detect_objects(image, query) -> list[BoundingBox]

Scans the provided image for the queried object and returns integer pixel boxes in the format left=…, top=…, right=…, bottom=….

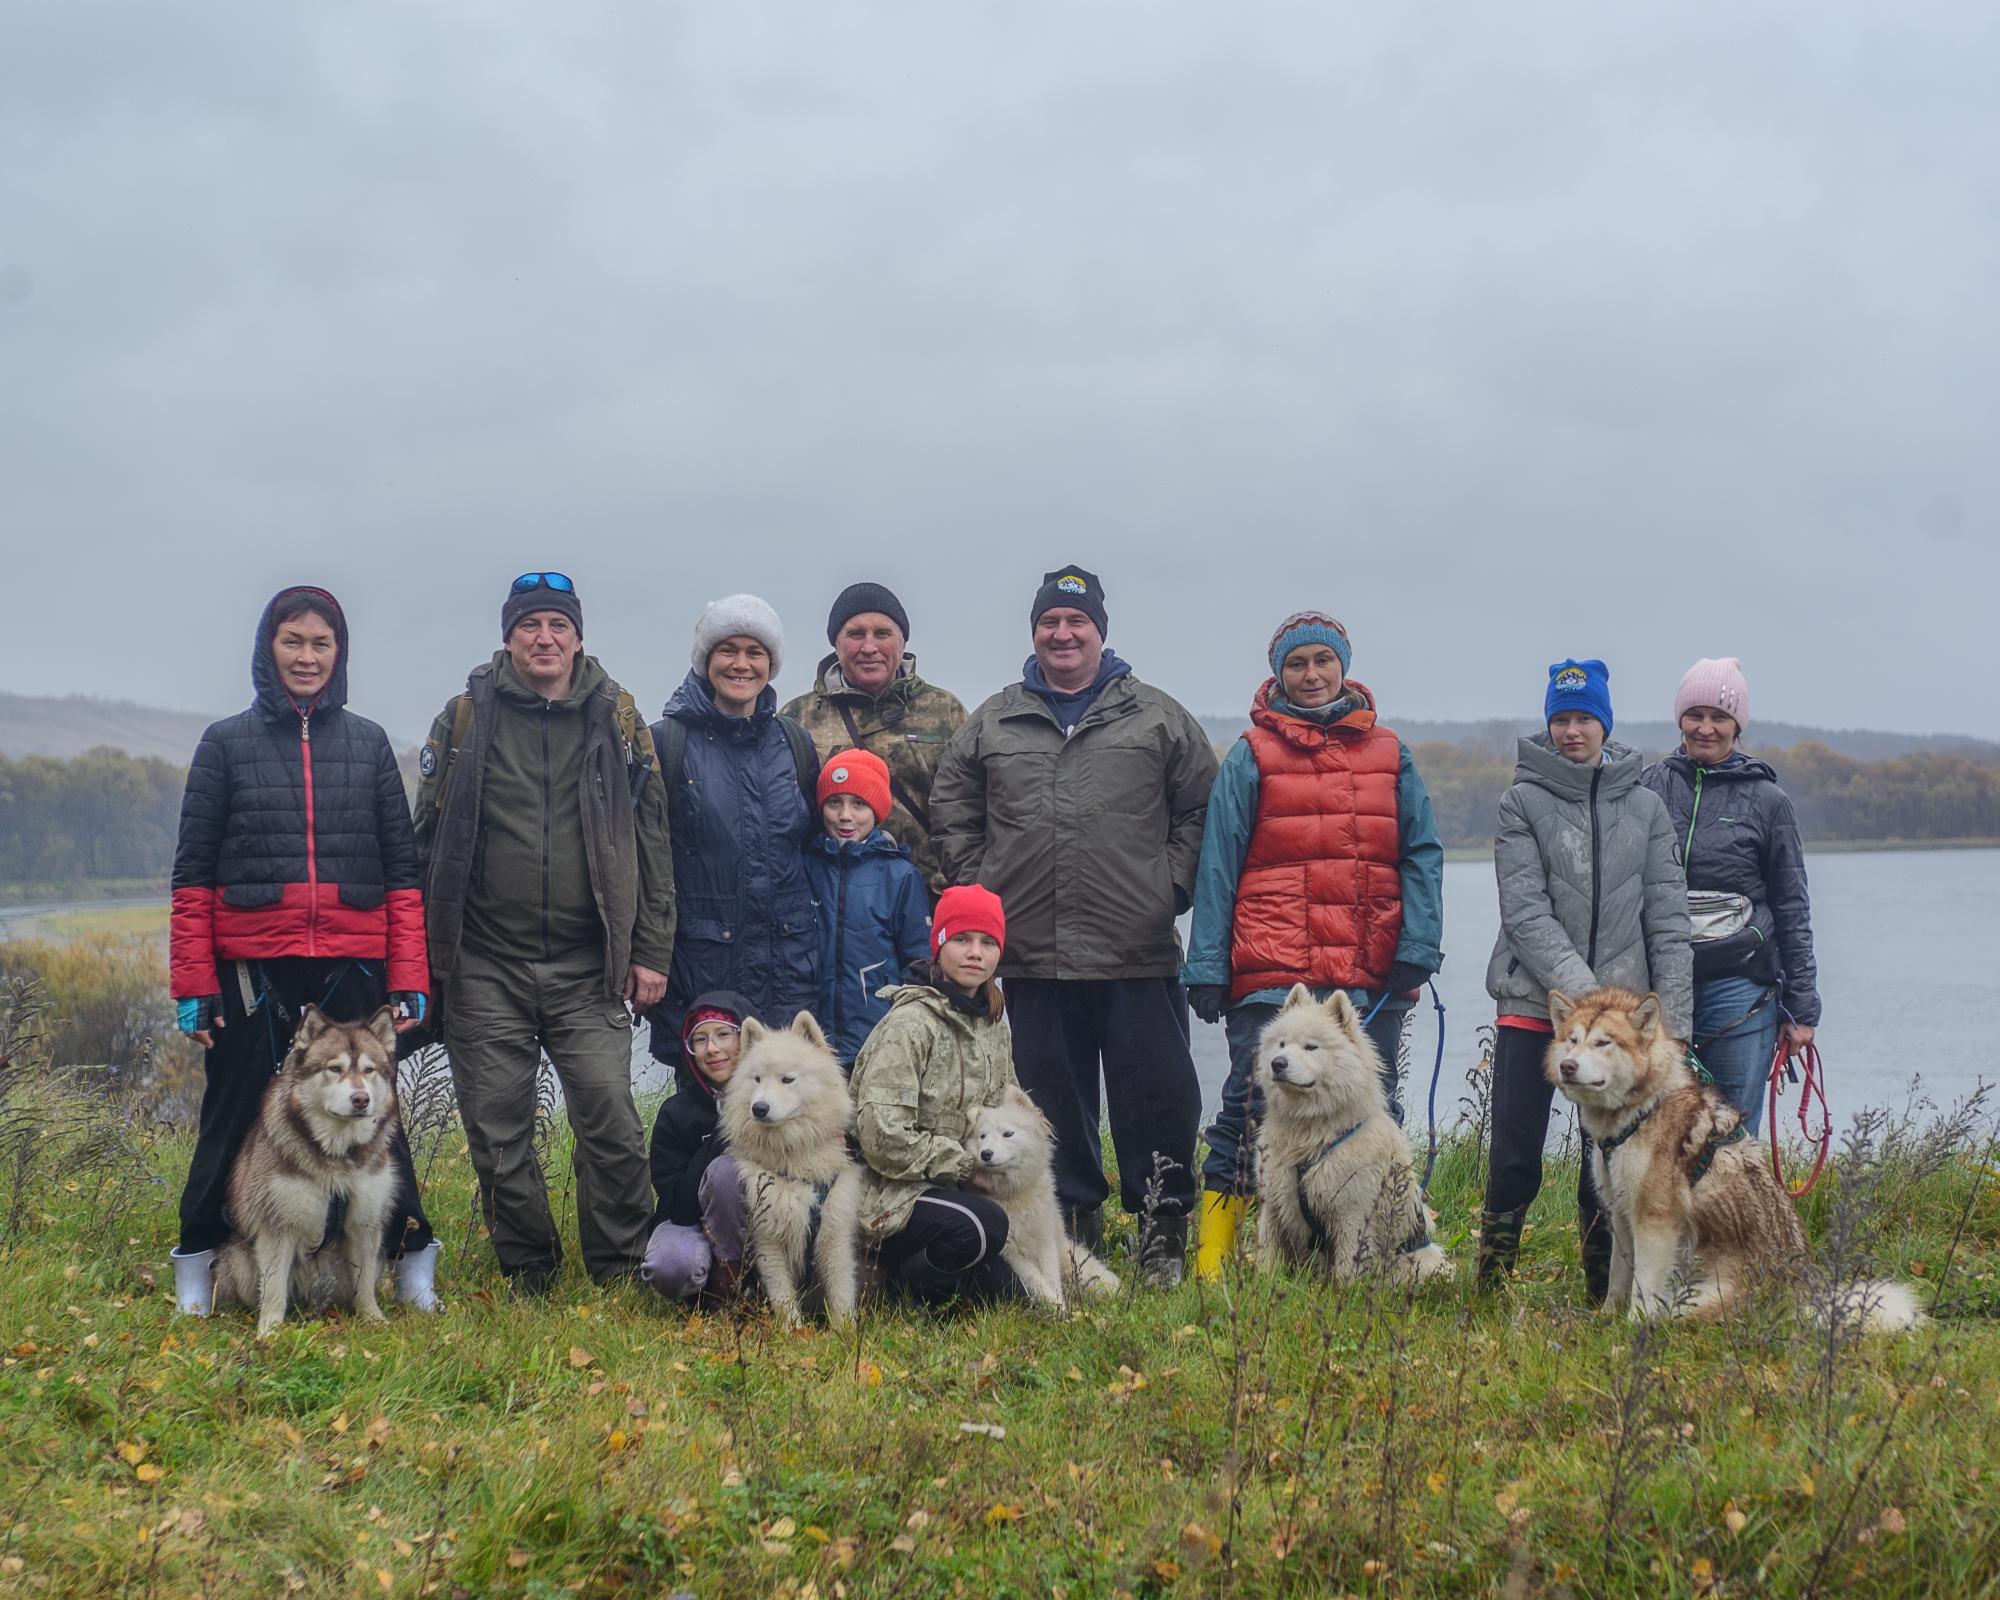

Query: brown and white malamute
left=1254, top=986, right=1453, bottom=1284
left=213, top=1006, right=403, bottom=1338
left=1548, top=987, right=1920, bottom=1330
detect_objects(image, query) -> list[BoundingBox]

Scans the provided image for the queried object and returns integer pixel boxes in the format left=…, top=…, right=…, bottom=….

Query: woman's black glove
left=1186, top=985, right=1227, bottom=1025
left=1385, top=961, right=1434, bottom=997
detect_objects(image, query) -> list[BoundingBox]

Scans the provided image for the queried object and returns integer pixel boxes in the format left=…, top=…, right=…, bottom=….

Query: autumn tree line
left=4, top=740, right=2000, bottom=892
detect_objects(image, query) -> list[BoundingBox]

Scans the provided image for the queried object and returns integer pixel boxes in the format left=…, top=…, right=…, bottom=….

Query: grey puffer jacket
left=1640, top=750, right=1820, bottom=1025
left=1484, top=738, right=1693, bottom=1036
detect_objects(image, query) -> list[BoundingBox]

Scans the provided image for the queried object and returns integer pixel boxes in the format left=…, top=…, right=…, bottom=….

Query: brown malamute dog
left=962, top=1087, right=1120, bottom=1306
left=1548, top=987, right=1920, bottom=1330
left=1254, top=985, right=1453, bottom=1284
left=213, top=1005, right=402, bottom=1338
left=720, top=1012, right=864, bottom=1329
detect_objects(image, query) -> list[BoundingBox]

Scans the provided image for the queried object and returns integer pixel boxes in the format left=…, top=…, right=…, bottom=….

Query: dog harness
left=1594, top=1105, right=1748, bottom=1186
left=1291, top=1121, right=1433, bottom=1260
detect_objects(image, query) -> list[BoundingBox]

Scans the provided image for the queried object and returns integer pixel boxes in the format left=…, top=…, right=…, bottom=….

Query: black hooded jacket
left=646, top=989, right=761, bottom=1230
left=169, top=587, right=426, bottom=1000
left=1641, top=749, right=1821, bottom=1024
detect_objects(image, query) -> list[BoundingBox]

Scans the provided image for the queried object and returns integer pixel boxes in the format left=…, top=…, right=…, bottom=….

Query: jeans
left=1693, top=975, right=1780, bottom=1136
left=1200, top=995, right=1410, bottom=1196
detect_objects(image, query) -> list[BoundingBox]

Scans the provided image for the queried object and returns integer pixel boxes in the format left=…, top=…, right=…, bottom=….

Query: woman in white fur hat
left=644, top=595, right=826, bottom=1069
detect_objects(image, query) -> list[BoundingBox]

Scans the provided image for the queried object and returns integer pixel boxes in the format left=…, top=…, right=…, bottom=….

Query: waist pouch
left=1687, top=889, right=1753, bottom=944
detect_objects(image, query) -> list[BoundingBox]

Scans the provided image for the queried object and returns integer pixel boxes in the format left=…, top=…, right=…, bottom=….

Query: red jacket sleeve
left=169, top=886, right=220, bottom=1000
left=169, top=730, right=230, bottom=1000
left=385, top=887, right=430, bottom=996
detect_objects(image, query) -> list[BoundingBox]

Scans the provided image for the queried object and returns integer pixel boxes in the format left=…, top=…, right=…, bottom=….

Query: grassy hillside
left=2, top=1030, right=1995, bottom=1598
left=0, top=694, right=219, bottom=764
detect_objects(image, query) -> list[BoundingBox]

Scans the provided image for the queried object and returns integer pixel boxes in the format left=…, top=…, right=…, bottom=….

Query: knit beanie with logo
left=1544, top=658, right=1614, bottom=736
left=691, top=594, right=785, bottom=676
left=932, top=884, right=1006, bottom=959
left=816, top=747, right=893, bottom=825
left=1673, top=657, right=1750, bottom=734
left=1268, top=610, right=1352, bottom=678
left=1029, top=566, right=1108, bottom=639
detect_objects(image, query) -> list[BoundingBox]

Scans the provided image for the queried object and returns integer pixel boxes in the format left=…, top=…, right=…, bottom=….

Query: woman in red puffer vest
left=1181, top=611, right=1446, bottom=1278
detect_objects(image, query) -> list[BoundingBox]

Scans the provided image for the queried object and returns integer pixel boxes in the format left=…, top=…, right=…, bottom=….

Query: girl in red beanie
left=847, top=884, right=1023, bottom=1305
left=802, top=748, right=933, bottom=1064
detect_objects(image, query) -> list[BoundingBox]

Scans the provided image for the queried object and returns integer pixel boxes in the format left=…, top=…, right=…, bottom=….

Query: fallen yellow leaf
left=607, top=1431, right=628, bottom=1453
left=984, top=1503, right=1023, bottom=1527
left=569, top=1347, right=595, bottom=1369
left=766, top=1516, right=796, bottom=1540
left=133, top=1464, right=163, bottom=1484
left=116, top=1442, right=146, bottom=1467
left=1723, top=1502, right=1748, bottom=1536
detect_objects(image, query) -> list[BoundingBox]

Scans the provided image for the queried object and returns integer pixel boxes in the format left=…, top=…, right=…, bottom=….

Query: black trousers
left=1482, top=1024, right=1603, bottom=1239
left=177, top=957, right=432, bottom=1257
left=1005, top=976, right=1202, bottom=1220
left=876, top=1189, right=1019, bottom=1304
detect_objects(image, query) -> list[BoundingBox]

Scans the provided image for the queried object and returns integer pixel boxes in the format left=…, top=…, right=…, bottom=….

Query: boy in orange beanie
left=803, top=748, right=932, bottom=1064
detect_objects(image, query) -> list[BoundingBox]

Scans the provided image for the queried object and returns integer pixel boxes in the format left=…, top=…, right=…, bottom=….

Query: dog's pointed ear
left=364, top=1005, right=398, bottom=1058
left=1631, top=993, right=1664, bottom=1037
left=739, top=1017, right=768, bottom=1052
left=1323, top=989, right=1361, bottom=1034
left=789, top=1011, right=829, bottom=1050
left=1004, top=1085, right=1037, bottom=1113
left=1280, top=983, right=1314, bottom=1014
left=294, top=1005, right=330, bottom=1046
left=1547, top=991, right=1575, bottom=1033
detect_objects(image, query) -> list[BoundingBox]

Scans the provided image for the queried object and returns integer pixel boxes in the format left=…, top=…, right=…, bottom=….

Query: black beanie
left=826, top=581, right=910, bottom=645
left=1029, top=565, right=1108, bottom=640
left=501, top=575, right=584, bottom=640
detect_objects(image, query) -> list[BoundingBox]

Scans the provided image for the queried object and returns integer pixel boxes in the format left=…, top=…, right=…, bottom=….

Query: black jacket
left=170, top=588, right=427, bottom=999
left=646, top=989, right=761, bottom=1230
left=1640, top=750, right=1821, bottom=1024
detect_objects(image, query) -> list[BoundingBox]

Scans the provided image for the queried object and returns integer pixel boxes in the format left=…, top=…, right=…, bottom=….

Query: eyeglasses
left=510, top=572, right=575, bottom=595
left=686, top=1024, right=741, bottom=1049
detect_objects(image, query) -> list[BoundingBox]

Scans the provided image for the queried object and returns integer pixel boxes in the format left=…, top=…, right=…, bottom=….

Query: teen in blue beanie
left=1544, top=659, right=1613, bottom=736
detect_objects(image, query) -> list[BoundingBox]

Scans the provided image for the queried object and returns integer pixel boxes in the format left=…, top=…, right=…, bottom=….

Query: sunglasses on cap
left=510, top=572, right=575, bottom=595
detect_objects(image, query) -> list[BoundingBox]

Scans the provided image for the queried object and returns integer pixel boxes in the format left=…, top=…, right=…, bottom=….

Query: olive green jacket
left=928, top=674, right=1218, bottom=980
left=779, top=654, right=967, bottom=896
left=850, top=984, right=1017, bottom=1241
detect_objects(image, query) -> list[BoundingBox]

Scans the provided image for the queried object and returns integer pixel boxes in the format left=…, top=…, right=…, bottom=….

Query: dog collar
left=1686, top=1122, right=1749, bottom=1185
left=1594, top=1105, right=1656, bottom=1157
left=1296, top=1120, right=1365, bottom=1184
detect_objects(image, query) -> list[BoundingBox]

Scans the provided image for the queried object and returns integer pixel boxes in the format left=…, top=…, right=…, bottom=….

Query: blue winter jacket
left=647, top=670, right=822, bottom=1062
left=1182, top=714, right=1445, bottom=1011
left=802, top=828, right=933, bottom=1063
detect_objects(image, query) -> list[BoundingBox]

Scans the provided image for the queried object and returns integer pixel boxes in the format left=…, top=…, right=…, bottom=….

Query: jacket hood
left=1512, top=734, right=1642, bottom=800
left=675, top=987, right=762, bottom=1096
left=807, top=827, right=913, bottom=864
left=663, top=666, right=778, bottom=732
left=253, top=585, right=349, bottom=720
left=810, top=651, right=924, bottom=702
left=877, top=981, right=986, bottom=1033
left=1021, top=648, right=1132, bottom=700
left=1661, top=748, right=1779, bottom=785
left=487, top=649, right=607, bottom=710
left=1248, top=677, right=1378, bottom=750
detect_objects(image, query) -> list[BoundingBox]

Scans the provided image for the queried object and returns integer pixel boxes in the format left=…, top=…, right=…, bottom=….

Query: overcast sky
left=6, top=2, right=1995, bottom=744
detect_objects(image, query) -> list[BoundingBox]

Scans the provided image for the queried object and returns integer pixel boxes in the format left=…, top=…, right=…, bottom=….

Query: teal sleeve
left=1394, top=742, right=1446, bottom=972
left=1181, top=740, right=1259, bottom=987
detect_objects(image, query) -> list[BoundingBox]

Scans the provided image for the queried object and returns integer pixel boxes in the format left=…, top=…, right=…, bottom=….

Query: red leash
left=1768, top=1037, right=1831, bottom=1199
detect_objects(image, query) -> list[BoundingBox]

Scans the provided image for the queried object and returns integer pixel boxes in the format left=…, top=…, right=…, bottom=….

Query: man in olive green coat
left=779, top=581, right=968, bottom=898
left=413, top=574, right=676, bottom=1292
left=929, top=566, right=1217, bottom=1284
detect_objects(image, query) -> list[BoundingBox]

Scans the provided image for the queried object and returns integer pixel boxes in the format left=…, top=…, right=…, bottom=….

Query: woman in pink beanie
left=1641, top=658, right=1821, bottom=1133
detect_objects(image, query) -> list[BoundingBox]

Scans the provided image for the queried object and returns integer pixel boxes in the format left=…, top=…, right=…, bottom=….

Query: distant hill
left=0, top=693, right=219, bottom=763
left=1196, top=714, right=2000, bottom=765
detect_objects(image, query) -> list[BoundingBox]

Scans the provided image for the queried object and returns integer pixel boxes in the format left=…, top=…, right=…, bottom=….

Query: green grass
left=2, top=1118, right=1997, bottom=1599
left=36, top=904, right=171, bottom=942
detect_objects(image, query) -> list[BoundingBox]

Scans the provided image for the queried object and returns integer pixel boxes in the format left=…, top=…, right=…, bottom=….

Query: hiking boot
left=1580, top=1211, right=1613, bottom=1307
left=170, top=1247, right=215, bottom=1317
left=1063, top=1205, right=1105, bottom=1253
left=892, top=1248, right=963, bottom=1306
left=1137, top=1214, right=1189, bottom=1289
left=508, top=1260, right=561, bottom=1298
left=1194, top=1191, right=1248, bottom=1282
left=1475, top=1206, right=1527, bottom=1292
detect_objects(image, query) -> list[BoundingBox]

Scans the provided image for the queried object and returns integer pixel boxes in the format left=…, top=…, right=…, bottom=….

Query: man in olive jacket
left=929, top=566, right=1217, bottom=1283
left=413, top=574, right=676, bottom=1291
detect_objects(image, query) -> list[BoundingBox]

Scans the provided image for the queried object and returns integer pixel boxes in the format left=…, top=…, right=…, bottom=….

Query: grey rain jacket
left=1484, top=737, right=1693, bottom=1036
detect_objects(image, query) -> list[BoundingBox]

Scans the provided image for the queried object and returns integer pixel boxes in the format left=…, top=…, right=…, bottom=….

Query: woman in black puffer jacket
left=1641, top=657, right=1821, bottom=1134
left=167, top=586, right=439, bottom=1317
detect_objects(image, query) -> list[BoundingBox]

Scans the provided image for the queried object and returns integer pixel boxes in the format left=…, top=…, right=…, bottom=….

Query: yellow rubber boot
left=1193, top=1191, right=1248, bottom=1282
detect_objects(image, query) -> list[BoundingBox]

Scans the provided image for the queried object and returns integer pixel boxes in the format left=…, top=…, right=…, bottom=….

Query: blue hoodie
left=802, top=827, right=932, bottom=1063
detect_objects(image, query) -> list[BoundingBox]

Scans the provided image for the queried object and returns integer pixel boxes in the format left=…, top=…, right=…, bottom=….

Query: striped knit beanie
left=1268, top=611, right=1352, bottom=678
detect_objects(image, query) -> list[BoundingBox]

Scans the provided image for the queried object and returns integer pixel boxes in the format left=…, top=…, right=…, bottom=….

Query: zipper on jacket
left=299, top=707, right=319, bottom=954
left=1585, top=764, right=1603, bottom=968
left=541, top=704, right=553, bottom=961
left=832, top=848, right=850, bottom=1045
left=1682, top=764, right=1705, bottom=865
